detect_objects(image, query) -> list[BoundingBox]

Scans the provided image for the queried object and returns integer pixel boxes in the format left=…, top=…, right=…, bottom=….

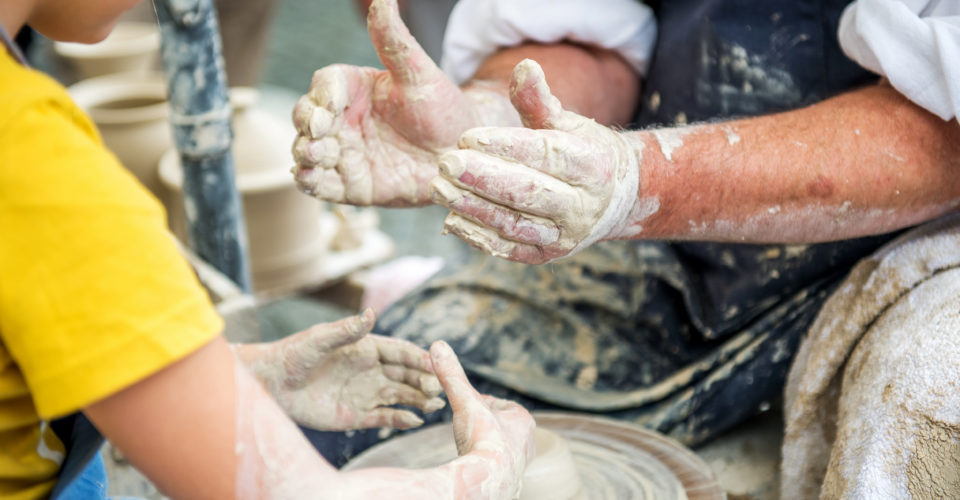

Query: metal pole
left=154, top=0, right=252, bottom=292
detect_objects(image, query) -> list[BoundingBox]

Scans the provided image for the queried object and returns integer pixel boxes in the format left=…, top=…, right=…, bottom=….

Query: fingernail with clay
left=429, top=340, right=454, bottom=364
left=292, top=136, right=317, bottom=166
left=458, top=127, right=495, bottom=149
left=309, top=69, right=350, bottom=113
left=309, top=107, right=334, bottom=138
left=292, top=95, right=314, bottom=133
left=424, top=397, right=446, bottom=412
left=437, top=153, right=466, bottom=178
left=360, top=307, right=377, bottom=325
left=292, top=164, right=318, bottom=184
left=429, top=177, right=463, bottom=206
left=399, top=412, right=424, bottom=429
left=420, top=373, right=442, bottom=396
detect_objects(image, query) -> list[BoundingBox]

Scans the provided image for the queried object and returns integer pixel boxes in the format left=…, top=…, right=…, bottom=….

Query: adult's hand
left=430, top=59, right=645, bottom=264
left=234, top=309, right=444, bottom=431
left=291, top=0, right=515, bottom=207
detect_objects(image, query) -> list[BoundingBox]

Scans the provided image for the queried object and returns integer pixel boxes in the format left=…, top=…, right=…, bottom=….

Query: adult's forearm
left=624, top=83, right=960, bottom=242
left=466, top=42, right=640, bottom=126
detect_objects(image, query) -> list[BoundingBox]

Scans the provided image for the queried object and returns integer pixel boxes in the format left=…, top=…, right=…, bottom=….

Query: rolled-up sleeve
left=838, top=0, right=960, bottom=121
left=441, top=0, right=657, bottom=85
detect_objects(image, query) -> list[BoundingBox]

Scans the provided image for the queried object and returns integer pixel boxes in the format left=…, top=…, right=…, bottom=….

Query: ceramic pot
left=67, top=72, right=171, bottom=199
left=54, top=22, right=160, bottom=80
left=159, top=88, right=333, bottom=293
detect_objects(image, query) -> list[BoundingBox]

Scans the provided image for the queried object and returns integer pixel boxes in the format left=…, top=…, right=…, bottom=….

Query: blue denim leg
left=57, top=449, right=108, bottom=500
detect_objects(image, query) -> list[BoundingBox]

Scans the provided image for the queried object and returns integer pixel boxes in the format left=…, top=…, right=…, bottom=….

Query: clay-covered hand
left=234, top=309, right=445, bottom=431
left=431, top=341, right=536, bottom=498
left=291, top=0, right=515, bottom=207
left=430, top=59, right=643, bottom=264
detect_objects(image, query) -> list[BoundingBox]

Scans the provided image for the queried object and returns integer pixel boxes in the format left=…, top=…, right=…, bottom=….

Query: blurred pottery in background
left=54, top=22, right=160, bottom=80
left=160, top=87, right=335, bottom=293
left=67, top=72, right=171, bottom=199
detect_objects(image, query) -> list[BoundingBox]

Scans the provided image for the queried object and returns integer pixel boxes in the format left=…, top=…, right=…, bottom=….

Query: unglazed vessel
left=55, top=22, right=161, bottom=80
left=159, top=88, right=333, bottom=293
left=68, top=72, right=171, bottom=199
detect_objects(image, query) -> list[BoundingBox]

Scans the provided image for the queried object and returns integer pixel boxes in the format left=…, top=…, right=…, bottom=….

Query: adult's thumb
left=367, top=0, right=444, bottom=86
left=509, top=59, right=569, bottom=130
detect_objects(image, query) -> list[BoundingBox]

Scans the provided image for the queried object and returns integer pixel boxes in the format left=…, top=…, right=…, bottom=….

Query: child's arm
left=84, top=335, right=535, bottom=499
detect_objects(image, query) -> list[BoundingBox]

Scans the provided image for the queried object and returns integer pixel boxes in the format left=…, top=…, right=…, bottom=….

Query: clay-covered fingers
left=292, top=135, right=340, bottom=168
left=372, top=334, right=434, bottom=371
left=292, top=64, right=354, bottom=141
left=376, top=381, right=446, bottom=412
left=291, top=65, right=352, bottom=200
left=441, top=213, right=552, bottom=264
left=367, top=0, right=445, bottom=87
left=308, top=64, right=356, bottom=115
left=382, top=364, right=441, bottom=396
left=457, top=127, right=611, bottom=185
left=478, top=394, right=535, bottom=461
left=356, top=407, right=425, bottom=429
left=292, top=96, right=334, bottom=140
left=277, top=309, right=375, bottom=375
left=435, top=149, right=580, bottom=217
left=302, top=308, right=376, bottom=352
left=431, top=179, right=560, bottom=247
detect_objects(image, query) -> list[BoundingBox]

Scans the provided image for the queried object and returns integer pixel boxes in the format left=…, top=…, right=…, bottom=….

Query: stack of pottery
left=54, top=22, right=161, bottom=80
left=68, top=72, right=170, bottom=198
left=63, top=22, right=335, bottom=293
left=159, top=88, right=333, bottom=293
left=62, top=21, right=170, bottom=200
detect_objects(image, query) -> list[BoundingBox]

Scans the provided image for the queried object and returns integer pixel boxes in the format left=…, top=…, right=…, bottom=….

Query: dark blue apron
left=49, top=414, right=106, bottom=498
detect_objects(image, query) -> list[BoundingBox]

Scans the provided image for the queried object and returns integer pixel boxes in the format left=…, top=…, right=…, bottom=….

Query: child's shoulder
left=0, top=54, right=90, bottom=137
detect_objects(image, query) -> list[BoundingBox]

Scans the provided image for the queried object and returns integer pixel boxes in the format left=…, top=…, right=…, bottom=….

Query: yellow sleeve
left=0, top=98, right=224, bottom=419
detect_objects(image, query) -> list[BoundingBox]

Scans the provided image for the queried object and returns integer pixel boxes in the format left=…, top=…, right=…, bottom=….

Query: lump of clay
left=520, top=428, right=585, bottom=500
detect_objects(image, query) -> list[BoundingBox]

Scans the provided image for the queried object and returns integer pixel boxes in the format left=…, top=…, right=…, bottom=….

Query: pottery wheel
left=343, top=411, right=725, bottom=500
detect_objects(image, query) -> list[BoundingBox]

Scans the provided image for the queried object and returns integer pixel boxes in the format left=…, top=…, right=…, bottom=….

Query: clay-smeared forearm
left=629, top=83, right=960, bottom=242
left=89, top=333, right=533, bottom=500
left=434, top=64, right=960, bottom=263
left=236, top=341, right=534, bottom=500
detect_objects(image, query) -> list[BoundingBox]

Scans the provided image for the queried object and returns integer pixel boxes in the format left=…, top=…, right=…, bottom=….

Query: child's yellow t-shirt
left=0, top=52, right=224, bottom=498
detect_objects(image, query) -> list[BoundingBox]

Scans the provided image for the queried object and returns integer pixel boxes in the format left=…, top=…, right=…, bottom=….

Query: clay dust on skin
left=232, top=310, right=445, bottom=431
left=680, top=196, right=960, bottom=243
left=291, top=70, right=519, bottom=207
left=650, top=127, right=693, bottom=162
left=233, top=350, right=527, bottom=500
left=433, top=59, right=648, bottom=264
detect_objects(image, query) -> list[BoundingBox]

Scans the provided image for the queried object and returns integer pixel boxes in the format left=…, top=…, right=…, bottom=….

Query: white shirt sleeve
left=440, top=0, right=658, bottom=85
left=838, top=0, right=960, bottom=121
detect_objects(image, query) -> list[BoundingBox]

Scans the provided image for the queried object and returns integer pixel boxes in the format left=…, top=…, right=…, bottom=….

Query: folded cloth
left=782, top=212, right=960, bottom=498
left=839, top=0, right=960, bottom=121
left=440, top=0, right=657, bottom=85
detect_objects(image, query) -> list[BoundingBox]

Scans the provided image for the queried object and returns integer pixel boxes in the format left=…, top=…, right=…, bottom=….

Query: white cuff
left=838, top=0, right=960, bottom=121
left=440, top=0, right=657, bottom=85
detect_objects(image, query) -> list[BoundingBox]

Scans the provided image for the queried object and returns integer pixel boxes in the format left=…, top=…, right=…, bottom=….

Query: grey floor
left=82, top=0, right=781, bottom=497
